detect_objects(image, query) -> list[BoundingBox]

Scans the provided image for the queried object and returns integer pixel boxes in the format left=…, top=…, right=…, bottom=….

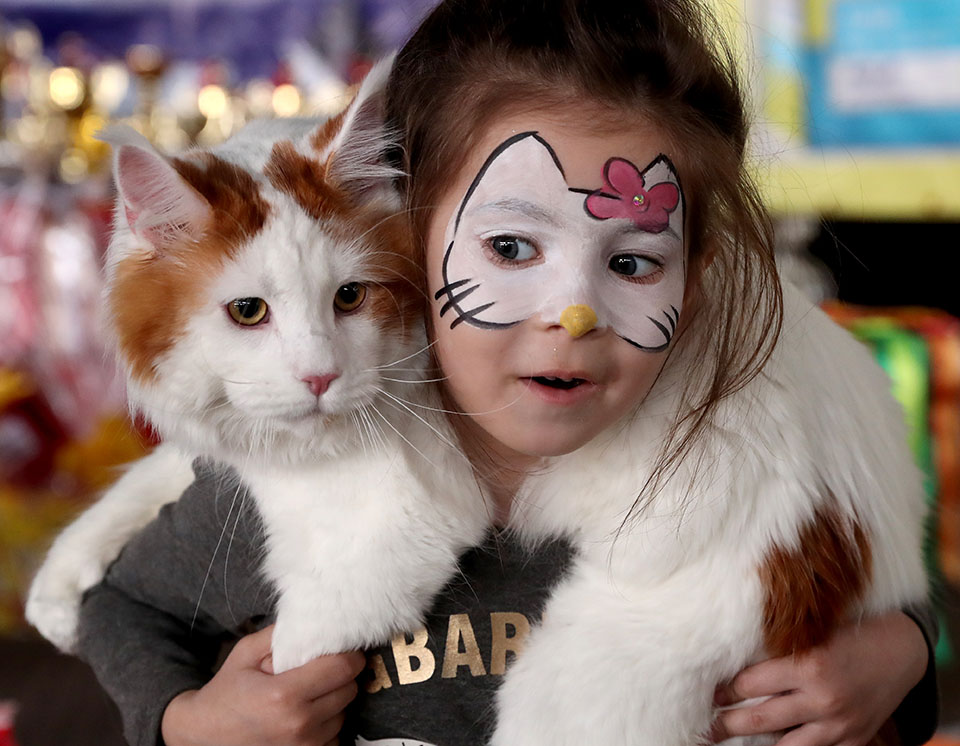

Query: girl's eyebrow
left=469, top=197, right=561, bottom=226
left=611, top=222, right=682, bottom=243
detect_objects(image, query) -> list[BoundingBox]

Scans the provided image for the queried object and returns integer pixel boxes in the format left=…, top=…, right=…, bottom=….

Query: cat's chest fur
left=240, top=417, right=488, bottom=673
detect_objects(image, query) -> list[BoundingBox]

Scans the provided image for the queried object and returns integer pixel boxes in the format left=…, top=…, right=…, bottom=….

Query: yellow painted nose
left=559, top=304, right=598, bottom=338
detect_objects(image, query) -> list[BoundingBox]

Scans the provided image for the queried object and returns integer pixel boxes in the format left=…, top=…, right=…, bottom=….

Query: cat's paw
left=269, top=618, right=317, bottom=674
left=25, top=556, right=107, bottom=652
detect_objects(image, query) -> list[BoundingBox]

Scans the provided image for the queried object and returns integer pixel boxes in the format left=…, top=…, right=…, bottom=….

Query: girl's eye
left=609, top=254, right=660, bottom=281
left=489, top=235, right=538, bottom=263
left=227, top=298, right=269, bottom=326
left=334, top=282, right=367, bottom=313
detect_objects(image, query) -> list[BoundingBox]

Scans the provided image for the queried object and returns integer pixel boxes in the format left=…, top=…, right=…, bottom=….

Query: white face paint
left=435, top=133, right=686, bottom=351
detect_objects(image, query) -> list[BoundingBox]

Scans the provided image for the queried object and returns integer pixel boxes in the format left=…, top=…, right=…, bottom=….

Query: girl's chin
left=482, top=423, right=604, bottom=461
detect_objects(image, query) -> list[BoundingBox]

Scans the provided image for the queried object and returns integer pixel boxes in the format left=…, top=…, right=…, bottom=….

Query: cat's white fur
left=27, top=58, right=927, bottom=743
left=492, top=283, right=927, bottom=744
left=26, top=442, right=193, bottom=650
left=27, top=58, right=489, bottom=668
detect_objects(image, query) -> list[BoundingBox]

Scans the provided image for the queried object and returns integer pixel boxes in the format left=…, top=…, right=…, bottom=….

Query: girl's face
left=426, top=111, right=687, bottom=468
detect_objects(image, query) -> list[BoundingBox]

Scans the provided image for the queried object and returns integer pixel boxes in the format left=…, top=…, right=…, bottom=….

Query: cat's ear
left=99, top=125, right=211, bottom=251
left=320, top=55, right=402, bottom=200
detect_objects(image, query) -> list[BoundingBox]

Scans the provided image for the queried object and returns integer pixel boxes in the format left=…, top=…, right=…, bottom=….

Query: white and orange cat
left=26, top=60, right=488, bottom=672
left=27, top=60, right=927, bottom=745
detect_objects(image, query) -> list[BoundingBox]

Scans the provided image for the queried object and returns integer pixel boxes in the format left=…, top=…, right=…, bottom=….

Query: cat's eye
left=488, top=235, right=538, bottom=264
left=334, top=283, right=367, bottom=313
left=227, top=298, right=269, bottom=326
left=609, top=254, right=661, bottom=282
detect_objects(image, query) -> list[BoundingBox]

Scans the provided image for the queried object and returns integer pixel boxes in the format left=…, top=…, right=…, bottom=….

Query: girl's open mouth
left=531, top=376, right=587, bottom=390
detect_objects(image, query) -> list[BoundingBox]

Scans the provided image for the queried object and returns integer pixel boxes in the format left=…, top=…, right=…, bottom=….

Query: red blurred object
left=0, top=700, right=18, bottom=746
left=271, top=60, right=294, bottom=87
left=346, top=54, right=372, bottom=85
left=0, top=373, right=69, bottom=490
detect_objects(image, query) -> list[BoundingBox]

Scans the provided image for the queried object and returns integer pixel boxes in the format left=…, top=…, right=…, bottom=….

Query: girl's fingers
left=715, top=656, right=802, bottom=706
left=275, top=651, right=366, bottom=701
left=774, top=721, right=842, bottom=746
left=310, top=711, right=347, bottom=745
left=224, top=624, right=276, bottom=671
left=714, top=693, right=820, bottom=739
left=310, top=679, right=360, bottom=720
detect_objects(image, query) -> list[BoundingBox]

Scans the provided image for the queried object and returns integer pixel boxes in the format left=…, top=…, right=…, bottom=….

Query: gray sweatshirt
left=76, top=460, right=939, bottom=746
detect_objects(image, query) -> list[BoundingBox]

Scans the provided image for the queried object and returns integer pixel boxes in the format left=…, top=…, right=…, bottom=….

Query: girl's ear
left=322, top=55, right=403, bottom=201
left=99, top=125, right=211, bottom=251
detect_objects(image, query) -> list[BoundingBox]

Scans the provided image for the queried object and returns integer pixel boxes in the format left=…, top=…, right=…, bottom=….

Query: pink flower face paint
left=434, top=132, right=686, bottom=352
left=584, top=158, right=681, bottom=233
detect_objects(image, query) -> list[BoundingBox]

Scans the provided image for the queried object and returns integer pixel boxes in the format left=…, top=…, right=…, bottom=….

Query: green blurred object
left=848, top=318, right=953, bottom=665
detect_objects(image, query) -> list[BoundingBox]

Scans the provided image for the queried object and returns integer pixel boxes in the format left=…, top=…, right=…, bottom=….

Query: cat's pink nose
left=302, top=373, right=339, bottom=397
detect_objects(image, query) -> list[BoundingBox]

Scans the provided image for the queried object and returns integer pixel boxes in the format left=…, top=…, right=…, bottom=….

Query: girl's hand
left=160, top=625, right=366, bottom=746
left=711, top=611, right=929, bottom=746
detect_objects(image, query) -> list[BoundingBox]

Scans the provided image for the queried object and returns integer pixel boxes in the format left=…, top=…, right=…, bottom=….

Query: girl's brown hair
left=386, top=0, right=783, bottom=517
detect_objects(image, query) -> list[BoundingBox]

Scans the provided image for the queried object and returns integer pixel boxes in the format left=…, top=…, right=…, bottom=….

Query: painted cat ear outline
left=436, top=132, right=685, bottom=350
left=438, top=133, right=567, bottom=331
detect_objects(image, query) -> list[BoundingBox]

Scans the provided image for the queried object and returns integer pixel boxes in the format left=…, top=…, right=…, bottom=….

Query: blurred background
left=0, top=0, right=957, bottom=743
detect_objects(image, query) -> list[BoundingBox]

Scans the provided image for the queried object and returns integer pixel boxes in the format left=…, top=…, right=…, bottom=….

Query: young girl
left=77, top=1, right=938, bottom=744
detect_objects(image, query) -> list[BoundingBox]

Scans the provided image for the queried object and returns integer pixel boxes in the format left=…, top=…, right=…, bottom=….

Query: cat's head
left=102, top=59, right=424, bottom=467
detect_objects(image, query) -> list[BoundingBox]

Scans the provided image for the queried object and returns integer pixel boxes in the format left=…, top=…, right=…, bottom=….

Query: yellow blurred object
left=0, top=487, right=80, bottom=634
left=0, top=370, right=33, bottom=409
left=55, top=415, right=149, bottom=493
left=49, top=66, right=85, bottom=111
left=272, top=84, right=301, bottom=117
left=91, top=62, right=130, bottom=112
left=197, top=84, right=228, bottom=119
left=58, top=147, right=89, bottom=183
left=755, top=149, right=960, bottom=221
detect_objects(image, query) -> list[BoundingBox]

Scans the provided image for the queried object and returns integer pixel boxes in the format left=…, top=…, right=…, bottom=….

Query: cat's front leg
left=26, top=443, right=195, bottom=651
left=492, top=559, right=765, bottom=746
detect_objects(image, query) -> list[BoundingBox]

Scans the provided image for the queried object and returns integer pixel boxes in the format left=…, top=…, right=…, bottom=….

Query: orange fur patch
left=111, top=153, right=270, bottom=382
left=310, top=110, right=347, bottom=154
left=172, top=153, right=270, bottom=244
left=355, top=209, right=423, bottom=338
left=760, top=503, right=872, bottom=657
left=265, top=137, right=423, bottom=340
left=265, top=140, right=349, bottom=223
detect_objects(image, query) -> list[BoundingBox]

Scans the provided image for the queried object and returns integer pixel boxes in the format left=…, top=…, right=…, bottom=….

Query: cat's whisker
left=360, top=261, right=430, bottom=304
left=368, top=402, right=438, bottom=468
left=222, top=483, right=246, bottom=626
left=379, top=387, right=527, bottom=417
left=192, top=447, right=250, bottom=632
left=341, top=209, right=408, bottom=251
left=350, top=410, right=371, bottom=458
left=381, top=376, right=449, bottom=384
left=367, top=367, right=438, bottom=373
left=374, top=339, right=437, bottom=369
left=367, top=280, right=407, bottom=336
left=376, top=389, right=459, bottom=450
left=360, top=404, right=388, bottom=452
left=361, top=249, right=425, bottom=276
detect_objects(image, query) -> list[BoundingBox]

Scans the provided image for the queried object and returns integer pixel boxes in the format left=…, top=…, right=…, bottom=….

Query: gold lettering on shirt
left=489, top=612, right=531, bottom=675
left=441, top=613, right=487, bottom=679
left=364, top=653, right=393, bottom=694
left=392, top=626, right=436, bottom=685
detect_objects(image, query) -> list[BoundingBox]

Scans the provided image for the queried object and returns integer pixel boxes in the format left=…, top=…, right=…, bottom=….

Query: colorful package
left=803, top=0, right=960, bottom=146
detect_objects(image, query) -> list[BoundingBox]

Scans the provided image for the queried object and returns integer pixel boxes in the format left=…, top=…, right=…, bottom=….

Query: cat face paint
left=434, top=132, right=685, bottom=352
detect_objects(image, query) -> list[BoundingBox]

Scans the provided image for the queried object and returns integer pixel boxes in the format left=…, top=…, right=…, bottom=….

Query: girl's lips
left=520, top=375, right=598, bottom=405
